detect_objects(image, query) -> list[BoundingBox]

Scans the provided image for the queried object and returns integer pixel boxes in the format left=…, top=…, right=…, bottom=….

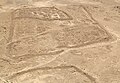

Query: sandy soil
left=0, top=0, right=120, bottom=83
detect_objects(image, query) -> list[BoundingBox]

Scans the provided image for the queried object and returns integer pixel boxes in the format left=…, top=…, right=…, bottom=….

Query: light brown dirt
left=0, top=0, right=120, bottom=83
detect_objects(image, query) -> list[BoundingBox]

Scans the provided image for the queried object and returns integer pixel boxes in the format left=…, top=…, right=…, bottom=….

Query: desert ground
left=0, top=0, right=120, bottom=83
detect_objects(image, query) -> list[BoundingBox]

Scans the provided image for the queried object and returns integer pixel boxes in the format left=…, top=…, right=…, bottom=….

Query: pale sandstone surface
left=0, top=0, right=120, bottom=83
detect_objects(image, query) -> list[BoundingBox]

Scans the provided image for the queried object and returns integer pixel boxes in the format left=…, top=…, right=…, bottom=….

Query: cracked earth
left=0, top=0, right=120, bottom=83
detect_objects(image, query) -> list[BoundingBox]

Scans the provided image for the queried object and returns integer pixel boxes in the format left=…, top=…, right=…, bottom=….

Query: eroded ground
left=0, top=0, right=120, bottom=83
